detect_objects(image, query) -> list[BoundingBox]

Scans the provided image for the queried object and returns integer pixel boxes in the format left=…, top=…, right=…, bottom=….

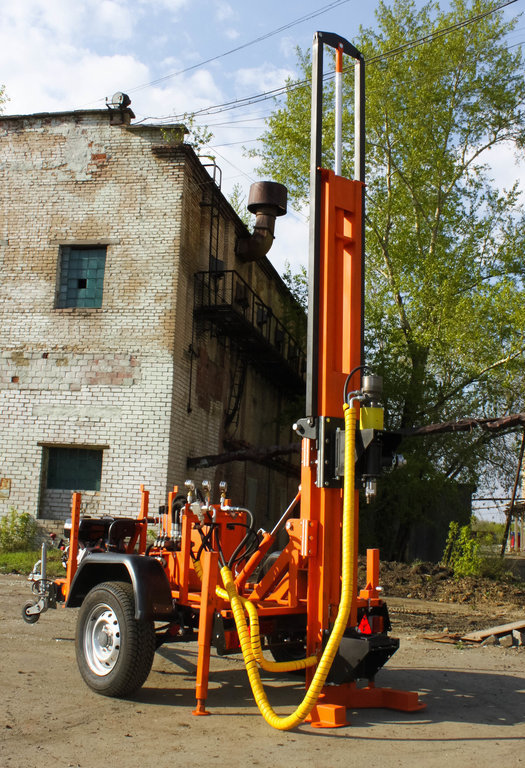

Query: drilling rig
left=23, top=32, right=425, bottom=730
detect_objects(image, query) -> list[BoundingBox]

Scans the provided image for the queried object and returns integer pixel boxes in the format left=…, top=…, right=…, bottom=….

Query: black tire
left=269, top=636, right=307, bottom=664
left=75, top=581, right=155, bottom=698
left=258, top=550, right=282, bottom=579
left=22, top=600, right=40, bottom=624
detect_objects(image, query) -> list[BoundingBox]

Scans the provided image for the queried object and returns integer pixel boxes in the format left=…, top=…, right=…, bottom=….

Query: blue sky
left=2, top=0, right=524, bottom=277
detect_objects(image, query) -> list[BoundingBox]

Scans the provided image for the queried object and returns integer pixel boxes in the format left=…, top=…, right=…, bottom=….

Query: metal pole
left=334, top=44, right=343, bottom=176
left=306, top=31, right=365, bottom=418
left=354, top=55, right=365, bottom=183
left=306, top=32, right=324, bottom=419
left=500, top=430, right=525, bottom=556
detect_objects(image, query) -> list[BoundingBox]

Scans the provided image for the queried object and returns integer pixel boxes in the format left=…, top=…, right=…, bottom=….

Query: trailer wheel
left=22, top=601, right=40, bottom=624
left=75, top=581, right=155, bottom=698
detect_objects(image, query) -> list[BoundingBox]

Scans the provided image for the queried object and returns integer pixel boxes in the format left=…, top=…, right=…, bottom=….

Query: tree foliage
left=253, top=0, right=525, bottom=491
left=228, top=182, right=253, bottom=228
left=163, top=113, right=213, bottom=154
left=281, top=260, right=308, bottom=310
left=0, top=84, right=8, bottom=112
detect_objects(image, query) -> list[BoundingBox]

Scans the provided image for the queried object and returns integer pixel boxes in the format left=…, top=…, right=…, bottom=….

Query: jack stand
left=192, top=550, right=218, bottom=717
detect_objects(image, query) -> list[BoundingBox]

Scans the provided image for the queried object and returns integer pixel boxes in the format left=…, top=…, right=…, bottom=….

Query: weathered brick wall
left=0, top=109, right=300, bottom=532
left=0, top=349, right=173, bottom=519
left=0, top=112, right=188, bottom=520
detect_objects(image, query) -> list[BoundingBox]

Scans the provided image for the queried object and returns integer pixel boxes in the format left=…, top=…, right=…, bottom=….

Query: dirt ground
left=1, top=572, right=524, bottom=768
left=374, top=558, right=525, bottom=635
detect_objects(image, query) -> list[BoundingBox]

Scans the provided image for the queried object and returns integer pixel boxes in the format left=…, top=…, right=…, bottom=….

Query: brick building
left=0, top=105, right=305, bottom=531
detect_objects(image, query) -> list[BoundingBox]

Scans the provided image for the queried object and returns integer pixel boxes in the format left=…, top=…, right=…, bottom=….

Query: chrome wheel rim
left=84, top=603, right=121, bottom=676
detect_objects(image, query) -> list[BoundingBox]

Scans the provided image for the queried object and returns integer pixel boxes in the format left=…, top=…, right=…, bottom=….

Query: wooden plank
left=423, top=633, right=462, bottom=644
left=461, top=619, right=525, bottom=643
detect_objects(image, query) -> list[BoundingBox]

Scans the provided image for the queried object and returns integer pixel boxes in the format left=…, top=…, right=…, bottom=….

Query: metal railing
left=194, top=270, right=305, bottom=383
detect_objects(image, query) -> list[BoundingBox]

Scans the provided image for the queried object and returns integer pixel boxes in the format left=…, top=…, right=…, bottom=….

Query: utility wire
left=136, top=0, right=518, bottom=124
left=367, top=0, right=518, bottom=63
left=95, top=0, right=353, bottom=103
left=207, top=142, right=309, bottom=222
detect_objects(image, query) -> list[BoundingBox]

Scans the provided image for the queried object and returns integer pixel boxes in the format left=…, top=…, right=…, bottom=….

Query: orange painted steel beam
left=64, top=492, right=81, bottom=598
left=126, top=484, right=149, bottom=554
left=167, top=488, right=177, bottom=539
left=235, top=531, right=275, bottom=591
left=138, top=485, right=149, bottom=553
left=303, top=171, right=364, bottom=664
left=193, top=549, right=219, bottom=715
left=317, top=170, right=363, bottom=415
left=359, top=547, right=382, bottom=601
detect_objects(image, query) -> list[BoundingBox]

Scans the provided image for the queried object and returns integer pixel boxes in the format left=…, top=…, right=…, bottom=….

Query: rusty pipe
left=236, top=181, right=287, bottom=262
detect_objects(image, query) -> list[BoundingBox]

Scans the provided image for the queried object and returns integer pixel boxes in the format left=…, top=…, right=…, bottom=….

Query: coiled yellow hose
left=219, top=403, right=357, bottom=730
left=193, top=560, right=317, bottom=672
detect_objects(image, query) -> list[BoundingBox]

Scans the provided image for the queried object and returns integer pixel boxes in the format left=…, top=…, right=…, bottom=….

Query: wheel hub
left=85, top=604, right=121, bottom=676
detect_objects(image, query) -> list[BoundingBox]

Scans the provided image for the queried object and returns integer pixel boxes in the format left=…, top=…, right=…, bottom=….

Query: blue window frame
left=56, top=246, right=106, bottom=308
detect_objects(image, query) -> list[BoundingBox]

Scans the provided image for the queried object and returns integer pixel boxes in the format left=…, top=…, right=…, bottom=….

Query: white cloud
left=214, top=1, right=235, bottom=22
left=1, top=20, right=149, bottom=114
left=4, top=0, right=136, bottom=42
left=224, top=27, right=240, bottom=41
left=233, top=65, right=294, bottom=96
left=95, top=1, right=135, bottom=41
left=279, top=35, right=299, bottom=59
left=140, top=0, right=189, bottom=10
left=213, top=2, right=239, bottom=42
left=0, top=0, right=225, bottom=117
left=130, top=68, right=225, bottom=123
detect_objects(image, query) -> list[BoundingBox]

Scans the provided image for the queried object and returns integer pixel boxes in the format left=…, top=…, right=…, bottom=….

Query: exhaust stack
left=236, top=181, right=287, bottom=262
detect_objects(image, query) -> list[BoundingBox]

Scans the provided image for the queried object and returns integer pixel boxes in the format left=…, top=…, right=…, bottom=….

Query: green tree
left=228, top=182, right=253, bottom=227
left=282, top=260, right=308, bottom=310
left=253, top=0, right=525, bottom=490
left=0, top=85, right=8, bottom=112
left=163, top=113, right=213, bottom=153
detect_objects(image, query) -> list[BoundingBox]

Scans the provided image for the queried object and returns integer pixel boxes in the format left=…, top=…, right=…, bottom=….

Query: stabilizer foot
left=321, top=682, right=426, bottom=712
left=308, top=702, right=348, bottom=728
left=192, top=699, right=211, bottom=716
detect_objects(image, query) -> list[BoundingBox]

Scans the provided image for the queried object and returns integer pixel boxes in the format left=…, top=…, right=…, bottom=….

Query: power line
left=474, top=496, right=515, bottom=501
left=367, top=0, right=518, bottom=64
left=111, top=0, right=354, bottom=99
left=207, top=142, right=309, bottom=224
left=137, top=0, right=519, bottom=125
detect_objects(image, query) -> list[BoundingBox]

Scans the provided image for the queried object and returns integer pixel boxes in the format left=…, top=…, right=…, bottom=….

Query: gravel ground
left=1, top=573, right=524, bottom=768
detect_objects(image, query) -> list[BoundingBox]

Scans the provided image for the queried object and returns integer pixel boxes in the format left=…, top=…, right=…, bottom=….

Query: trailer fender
left=66, top=553, right=173, bottom=620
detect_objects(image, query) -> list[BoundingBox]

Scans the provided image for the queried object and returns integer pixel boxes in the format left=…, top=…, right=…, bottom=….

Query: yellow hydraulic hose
left=193, top=560, right=317, bottom=672
left=242, top=597, right=317, bottom=673
left=220, top=403, right=358, bottom=730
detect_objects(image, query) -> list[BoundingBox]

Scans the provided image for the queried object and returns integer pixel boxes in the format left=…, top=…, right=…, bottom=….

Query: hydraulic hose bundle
left=217, top=403, right=357, bottom=730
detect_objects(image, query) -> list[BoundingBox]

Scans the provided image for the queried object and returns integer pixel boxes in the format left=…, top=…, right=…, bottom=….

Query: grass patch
left=0, top=548, right=65, bottom=577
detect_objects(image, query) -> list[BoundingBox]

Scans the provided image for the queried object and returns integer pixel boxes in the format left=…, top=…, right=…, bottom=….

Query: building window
left=56, top=246, right=106, bottom=308
left=46, top=447, right=103, bottom=491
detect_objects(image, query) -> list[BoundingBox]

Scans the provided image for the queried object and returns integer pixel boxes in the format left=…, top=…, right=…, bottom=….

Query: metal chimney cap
left=247, top=181, right=287, bottom=217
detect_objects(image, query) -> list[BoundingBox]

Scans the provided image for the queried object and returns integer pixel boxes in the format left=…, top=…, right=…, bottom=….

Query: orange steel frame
left=303, top=170, right=363, bottom=657
left=54, top=31, right=425, bottom=729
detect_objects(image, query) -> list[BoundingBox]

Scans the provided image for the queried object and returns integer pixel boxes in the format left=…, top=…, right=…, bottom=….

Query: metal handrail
left=194, top=270, right=305, bottom=376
